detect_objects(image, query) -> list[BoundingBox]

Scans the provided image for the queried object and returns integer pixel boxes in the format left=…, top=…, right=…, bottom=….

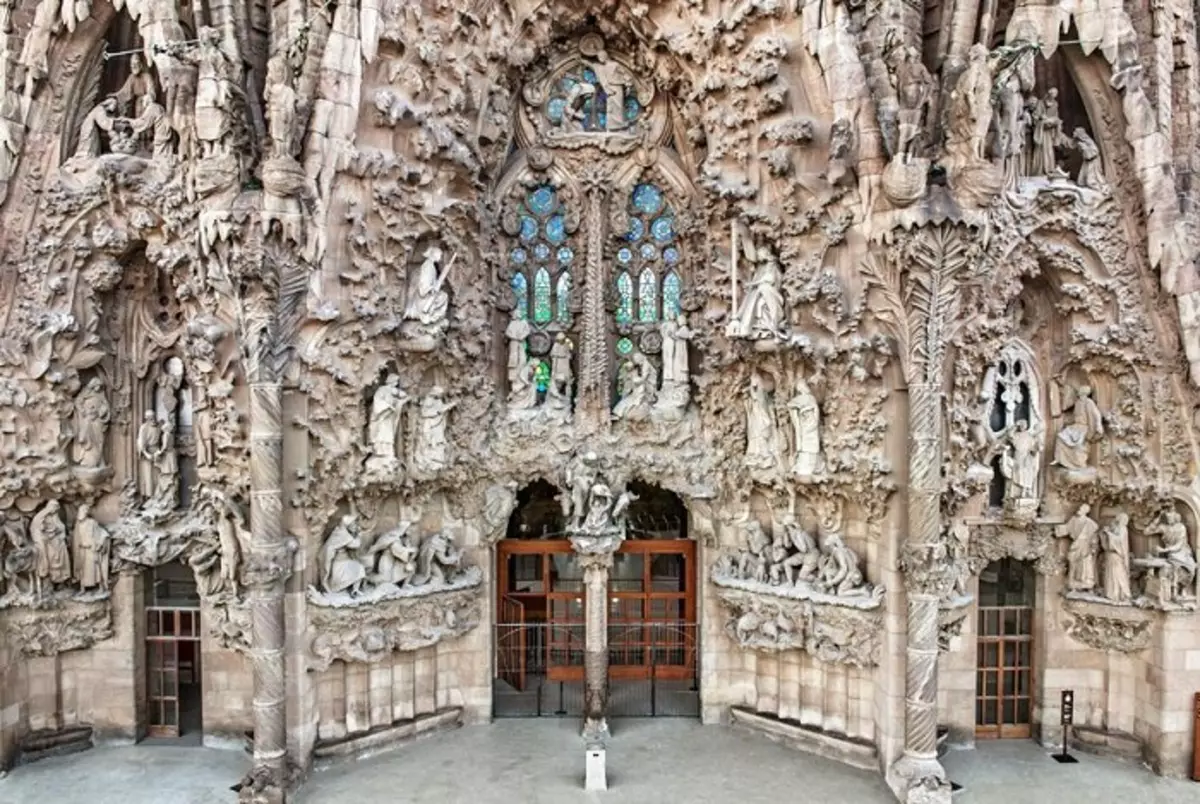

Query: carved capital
left=242, top=538, right=297, bottom=591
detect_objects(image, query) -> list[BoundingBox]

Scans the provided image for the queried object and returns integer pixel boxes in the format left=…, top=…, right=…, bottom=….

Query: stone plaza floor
left=4, top=719, right=1200, bottom=803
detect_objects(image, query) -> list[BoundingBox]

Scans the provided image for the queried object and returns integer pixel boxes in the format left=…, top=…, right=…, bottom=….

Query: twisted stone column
left=577, top=184, right=610, bottom=429
left=579, top=550, right=614, bottom=741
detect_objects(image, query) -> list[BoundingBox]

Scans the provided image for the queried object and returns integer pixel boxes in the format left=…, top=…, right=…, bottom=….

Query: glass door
left=976, top=559, right=1035, bottom=739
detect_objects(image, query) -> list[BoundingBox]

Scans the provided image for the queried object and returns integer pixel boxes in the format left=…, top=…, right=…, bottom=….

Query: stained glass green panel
left=638, top=268, right=657, bottom=322
left=533, top=267, right=552, bottom=323
left=556, top=272, right=572, bottom=323
left=616, top=272, right=633, bottom=325
left=662, top=272, right=681, bottom=319
left=616, top=337, right=634, bottom=355
left=511, top=272, right=528, bottom=320
left=534, top=359, right=550, bottom=393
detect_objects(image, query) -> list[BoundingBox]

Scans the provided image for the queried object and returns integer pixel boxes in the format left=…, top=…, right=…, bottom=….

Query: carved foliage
left=716, top=588, right=881, bottom=667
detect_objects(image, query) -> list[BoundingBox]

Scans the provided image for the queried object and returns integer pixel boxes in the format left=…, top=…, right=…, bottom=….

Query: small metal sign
left=1054, top=690, right=1078, bottom=763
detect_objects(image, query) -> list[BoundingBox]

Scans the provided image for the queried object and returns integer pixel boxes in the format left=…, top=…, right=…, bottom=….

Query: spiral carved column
left=580, top=550, right=614, bottom=742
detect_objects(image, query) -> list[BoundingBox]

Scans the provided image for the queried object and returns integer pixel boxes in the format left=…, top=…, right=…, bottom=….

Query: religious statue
left=194, top=384, right=216, bottom=468
left=153, top=419, right=180, bottom=511
left=826, top=118, right=856, bottom=186
left=563, top=452, right=602, bottom=530
left=778, top=515, right=821, bottom=585
left=368, top=524, right=419, bottom=587
left=116, top=53, right=171, bottom=159
left=71, top=377, right=110, bottom=470
left=1100, top=512, right=1131, bottom=603
left=948, top=521, right=971, bottom=599
left=402, top=245, right=452, bottom=341
left=508, top=355, right=541, bottom=412
left=188, top=542, right=225, bottom=598
left=1031, top=89, right=1067, bottom=178
left=657, top=314, right=693, bottom=412
left=156, top=367, right=183, bottom=424
left=591, top=49, right=632, bottom=132
left=787, top=375, right=823, bottom=480
left=548, top=333, right=574, bottom=409
left=944, top=44, right=994, bottom=165
left=180, top=27, right=239, bottom=157
left=72, top=503, right=110, bottom=594
left=613, top=352, right=657, bottom=420
left=1000, top=420, right=1041, bottom=502
left=366, top=374, right=408, bottom=471
left=412, top=386, right=457, bottom=475
left=815, top=529, right=873, bottom=598
left=411, top=532, right=465, bottom=587
left=1148, top=511, right=1197, bottom=602
left=728, top=250, right=784, bottom=339
left=1073, top=129, right=1108, bottom=191
left=214, top=492, right=246, bottom=598
left=1, top=512, right=33, bottom=598
left=891, top=45, right=932, bottom=159
left=136, top=411, right=162, bottom=498
left=31, top=500, right=70, bottom=597
left=505, top=310, right=532, bottom=388
left=737, top=522, right=772, bottom=584
left=1059, top=504, right=1099, bottom=593
left=319, top=515, right=367, bottom=597
left=70, top=98, right=119, bottom=161
left=744, top=372, right=780, bottom=472
left=264, top=55, right=299, bottom=160
left=1053, top=385, right=1104, bottom=481
left=995, top=66, right=1029, bottom=187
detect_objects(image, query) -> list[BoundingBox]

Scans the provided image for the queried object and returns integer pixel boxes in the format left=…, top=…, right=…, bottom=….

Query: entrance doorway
left=975, top=558, right=1035, bottom=739
left=144, top=562, right=203, bottom=739
left=494, top=481, right=698, bottom=718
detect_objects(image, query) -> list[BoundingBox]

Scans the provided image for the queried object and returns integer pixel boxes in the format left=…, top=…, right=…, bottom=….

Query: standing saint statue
left=891, top=45, right=931, bottom=159
left=549, top=333, right=574, bottom=406
left=505, top=309, right=532, bottom=388
left=591, top=49, right=633, bottom=131
left=71, top=377, right=110, bottom=469
left=136, top=411, right=162, bottom=498
left=153, top=419, right=180, bottom=510
left=185, top=27, right=238, bottom=157
left=31, top=500, right=70, bottom=597
left=787, top=375, right=823, bottom=479
left=1031, top=89, right=1067, bottom=178
left=366, top=374, right=408, bottom=470
left=263, top=55, right=298, bottom=160
left=1000, top=420, right=1041, bottom=501
left=73, top=503, right=110, bottom=594
left=744, top=372, right=780, bottom=471
left=412, top=386, right=458, bottom=475
left=1100, top=512, right=1131, bottom=603
left=657, top=314, right=694, bottom=412
left=1058, top=504, right=1099, bottom=593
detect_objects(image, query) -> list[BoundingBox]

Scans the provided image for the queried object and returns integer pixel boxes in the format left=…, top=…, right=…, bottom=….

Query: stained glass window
left=533, top=268, right=552, bottom=324
left=511, top=273, right=528, bottom=320
left=543, top=63, right=643, bottom=132
left=662, top=272, right=682, bottom=319
left=638, top=268, right=657, bottom=322
left=534, top=360, right=550, bottom=393
left=616, top=272, right=633, bottom=325
left=556, top=273, right=572, bottom=323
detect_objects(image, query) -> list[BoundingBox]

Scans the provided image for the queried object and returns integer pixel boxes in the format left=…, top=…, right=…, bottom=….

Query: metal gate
left=494, top=621, right=698, bottom=718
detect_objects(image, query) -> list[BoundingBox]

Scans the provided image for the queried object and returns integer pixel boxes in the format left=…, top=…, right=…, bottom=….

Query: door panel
left=976, top=559, right=1035, bottom=739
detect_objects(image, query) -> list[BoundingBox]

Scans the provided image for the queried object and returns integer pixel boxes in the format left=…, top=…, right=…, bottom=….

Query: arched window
left=508, top=184, right=575, bottom=330
left=556, top=273, right=572, bottom=324
left=616, top=272, right=633, bottom=325
left=638, top=269, right=657, bottom=322
left=662, top=272, right=682, bottom=319
left=533, top=267, right=552, bottom=324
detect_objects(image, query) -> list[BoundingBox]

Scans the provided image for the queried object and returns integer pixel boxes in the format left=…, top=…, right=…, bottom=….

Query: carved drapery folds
left=717, top=588, right=882, bottom=668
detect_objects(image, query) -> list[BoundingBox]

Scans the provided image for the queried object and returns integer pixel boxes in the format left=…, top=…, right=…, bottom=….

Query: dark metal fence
left=493, top=622, right=699, bottom=718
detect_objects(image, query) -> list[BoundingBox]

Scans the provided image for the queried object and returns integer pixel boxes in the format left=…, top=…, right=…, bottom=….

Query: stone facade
left=0, top=1, right=1198, bottom=802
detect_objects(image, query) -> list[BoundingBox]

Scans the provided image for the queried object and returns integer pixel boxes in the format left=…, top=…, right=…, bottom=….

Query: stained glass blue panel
left=533, top=268, right=552, bottom=323
left=663, top=247, right=680, bottom=265
left=556, top=273, right=571, bottom=323
left=511, top=273, right=528, bottom=320
left=662, top=272, right=682, bottom=319
left=616, top=272, right=633, bottom=325
left=632, top=184, right=664, bottom=216
left=640, top=243, right=658, bottom=261
left=559, top=76, right=578, bottom=93
left=651, top=216, right=674, bottom=243
left=534, top=243, right=551, bottom=262
left=557, top=246, right=574, bottom=265
left=626, top=218, right=645, bottom=242
left=582, top=68, right=598, bottom=83
left=534, top=360, right=550, bottom=393
left=519, top=216, right=538, bottom=242
left=510, top=247, right=528, bottom=264
left=616, top=337, right=634, bottom=355
left=545, top=215, right=566, bottom=244
left=547, top=97, right=566, bottom=123
left=529, top=186, right=556, bottom=216
left=638, top=268, right=657, bottom=322
left=625, top=97, right=641, bottom=122
left=617, top=247, right=633, bottom=265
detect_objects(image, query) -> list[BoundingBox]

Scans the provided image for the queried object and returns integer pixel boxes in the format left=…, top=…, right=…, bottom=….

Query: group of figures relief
left=1059, top=505, right=1199, bottom=609
left=365, top=374, right=457, bottom=477
left=0, top=501, right=110, bottom=605
left=744, top=369, right=824, bottom=481
left=713, top=508, right=879, bottom=606
left=311, top=513, right=478, bottom=606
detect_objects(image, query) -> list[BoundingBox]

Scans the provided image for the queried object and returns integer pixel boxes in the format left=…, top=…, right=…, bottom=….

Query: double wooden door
left=145, top=606, right=201, bottom=737
left=975, top=559, right=1035, bottom=739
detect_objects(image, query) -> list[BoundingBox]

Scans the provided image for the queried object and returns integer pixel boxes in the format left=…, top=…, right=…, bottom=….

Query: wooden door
left=609, top=540, right=695, bottom=680
left=146, top=607, right=200, bottom=737
left=976, top=559, right=1035, bottom=739
left=497, top=596, right=527, bottom=691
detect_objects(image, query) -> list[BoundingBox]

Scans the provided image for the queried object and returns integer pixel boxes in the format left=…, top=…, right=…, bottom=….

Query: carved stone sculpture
left=367, top=523, right=418, bottom=586
left=1, top=512, right=33, bottom=600
left=1031, top=89, right=1068, bottom=179
left=548, top=333, right=574, bottom=412
left=1074, top=129, right=1108, bottom=191
left=1059, top=504, right=1099, bottom=594
left=30, top=500, right=70, bottom=597
left=412, top=386, right=457, bottom=475
left=1147, top=511, right=1198, bottom=603
left=72, top=503, right=110, bottom=594
left=1053, top=385, right=1104, bottom=482
left=744, top=372, right=780, bottom=472
left=656, top=314, right=693, bottom=415
left=411, top=531, right=464, bottom=587
left=504, top=311, right=532, bottom=389
left=401, top=244, right=452, bottom=343
left=1000, top=420, right=1041, bottom=517
left=787, top=375, right=824, bottom=480
left=214, top=491, right=246, bottom=598
left=613, top=352, right=656, bottom=420
left=366, top=374, right=408, bottom=472
left=318, top=515, right=367, bottom=598
left=71, top=377, right=110, bottom=472
left=135, top=411, right=162, bottom=498
left=891, top=45, right=932, bottom=159
left=728, top=249, right=784, bottom=339
left=1100, top=513, right=1131, bottom=603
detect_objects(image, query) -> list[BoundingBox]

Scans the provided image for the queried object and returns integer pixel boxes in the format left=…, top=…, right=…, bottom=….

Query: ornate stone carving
left=1062, top=598, right=1154, bottom=653
left=3, top=597, right=112, bottom=657
left=1060, top=504, right=1100, bottom=595
left=716, top=588, right=881, bottom=668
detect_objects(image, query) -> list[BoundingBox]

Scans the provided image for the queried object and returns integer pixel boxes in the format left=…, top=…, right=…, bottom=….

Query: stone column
left=579, top=551, right=613, bottom=741
left=577, top=182, right=611, bottom=429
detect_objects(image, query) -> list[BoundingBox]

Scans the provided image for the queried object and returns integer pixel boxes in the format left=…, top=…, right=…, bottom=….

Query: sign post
left=1053, top=690, right=1078, bottom=764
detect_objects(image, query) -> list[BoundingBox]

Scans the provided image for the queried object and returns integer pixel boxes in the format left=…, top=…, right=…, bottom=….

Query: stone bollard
left=585, top=742, right=607, bottom=791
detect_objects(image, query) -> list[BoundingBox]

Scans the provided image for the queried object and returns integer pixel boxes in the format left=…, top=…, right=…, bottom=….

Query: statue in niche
left=1073, top=129, right=1108, bottom=191
left=1031, top=89, right=1068, bottom=179
left=891, top=45, right=932, bottom=159
left=1, top=512, right=33, bottom=599
left=193, top=383, right=216, bottom=468
left=70, top=98, right=120, bottom=161
left=656, top=314, right=693, bottom=413
left=1000, top=420, right=1041, bottom=507
left=548, top=334, right=574, bottom=411
left=944, top=44, right=994, bottom=166
left=1053, top=385, right=1104, bottom=482
left=155, top=362, right=184, bottom=424
left=1100, top=512, right=1131, bottom=603
left=1058, top=504, right=1099, bottom=593
left=401, top=245, right=452, bottom=342
left=367, top=523, right=418, bottom=587
left=31, top=501, right=70, bottom=597
left=411, top=531, right=465, bottom=587
left=1146, top=511, right=1197, bottom=603
left=214, top=492, right=246, bottom=598
left=728, top=249, right=784, bottom=340
left=508, top=354, right=541, bottom=411
left=164, top=26, right=238, bottom=158
left=412, top=386, right=457, bottom=475
left=135, top=411, right=162, bottom=498
left=505, top=310, right=532, bottom=388
left=787, top=374, right=824, bottom=480
left=995, top=63, right=1029, bottom=186
left=71, top=377, right=110, bottom=471
left=263, top=55, right=298, bottom=160
left=72, top=503, right=110, bottom=594
left=319, top=514, right=367, bottom=597
left=737, top=521, right=772, bottom=584
left=591, top=49, right=632, bottom=132
left=613, top=352, right=657, bottom=420
left=151, top=419, right=180, bottom=511
left=778, top=515, right=821, bottom=585
left=744, top=372, right=781, bottom=472
left=366, top=374, right=408, bottom=472
left=116, top=53, right=171, bottom=159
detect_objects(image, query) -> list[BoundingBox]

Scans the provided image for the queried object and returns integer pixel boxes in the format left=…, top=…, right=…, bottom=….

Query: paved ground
left=4, top=720, right=1200, bottom=803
